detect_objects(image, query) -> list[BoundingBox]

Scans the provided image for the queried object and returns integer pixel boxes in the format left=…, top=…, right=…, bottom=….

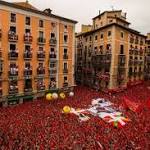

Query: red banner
left=147, top=99, right=150, bottom=109
left=123, top=97, right=141, bottom=112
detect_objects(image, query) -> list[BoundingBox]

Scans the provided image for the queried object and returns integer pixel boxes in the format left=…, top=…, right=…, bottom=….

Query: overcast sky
left=5, top=0, right=150, bottom=34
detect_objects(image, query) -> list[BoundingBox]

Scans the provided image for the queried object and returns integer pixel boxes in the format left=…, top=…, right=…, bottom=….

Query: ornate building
left=76, top=10, right=146, bottom=91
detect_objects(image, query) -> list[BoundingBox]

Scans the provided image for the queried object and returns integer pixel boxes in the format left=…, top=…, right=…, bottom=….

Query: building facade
left=145, top=33, right=150, bottom=80
left=0, top=0, right=77, bottom=106
left=76, top=10, right=146, bottom=91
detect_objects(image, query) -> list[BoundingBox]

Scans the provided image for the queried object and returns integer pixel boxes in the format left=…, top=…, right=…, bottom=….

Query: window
left=51, top=22, right=56, bottom=28
left=100, top=33, right=103, bottom=39
left=129, top=67, right=132, bottom=73
left=64, top=63, right=67, bottom=70
left=51, top=33, right=55, bottom=38
left=108, top=31, right=111, bottom=37
left=39, top=20, right=44, bottom=27
left=130, top=56, right=133, bottom=59
left=25, top=62, right=31, bottom=68
left=50, top=63, right=56, bottom=68
left=38, top=63, right=43, bottom=67
left=64, top=25, right=67, bottom=29
left=64, top=35, right=68, bottom=43
left=25, top=79, right=32, bottom=89
left=64, top=48, right=68, bottom=54
left=89, top=36, right=92, bottom=41
left=11, top=13, right=16, bottom=23
left=10, top=26, right=16, bottom=33
left=64, top=76, right=68, bottom=82
left=0, top=63, right=2, bottom=73
left=25, top=29, right=31, bottom=34
left=26, top=17, right=30, bottom=25
left=10, top=44, right=16, bottom=51
left=25, top=45, right=30, bottom=51
left=39, top=47, right=44, bottom=51
left=95, top=35, right=97, bottom=41
left=106, top=44, right=111, bottom=50
left=9, top=80, right=18, bottom=91
left=39, top=31, right=44, bottom=38
left=121, top=32, right=124, bottom=38
left=120, top=45, right=124, bottom=54
left=50, top=48, right=55, bottom=53
left=109, top=20, right=113, bottom=23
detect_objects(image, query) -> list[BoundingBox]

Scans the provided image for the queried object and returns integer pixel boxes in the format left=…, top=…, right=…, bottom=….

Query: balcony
left=117, top=74, right=125, bottom=81
left=0, top=66, right=2, bottom=75
left=128, top=72, right=133, bottom=77
left=49, top=38, right=57, bottom=46
left=50, top=54, right=57, bottom=60
left=77, top=43, right=83, bottom=49
left=134, top=60, right=138, bottom=65
left=37, top=85, right=45, bottom=91
left=118, top=54, right=126, bottom=66
left=37, top=51, right=45, bottom=60
left=24, top=34, right=33, bottom=43
left=9, top=87, right=18, bottom=95
left=130, top=38, right=134, bottom=43
left=24, top=88, right=33, bottom=93
left=63, top=54, right=68, bottom=60
left=146, top=56, right=150, bottom=64
left=49, top=81, right=56, bottom=89
left=129, top=59, right=134, bottom=66
left=0, top=50, right=2, bottom=58
left=63, top=82, right=68, bottom=87
left=24, top=51, right=32, bottom=60
left=138, top=71, right=143, bottom=77
left=135, top=39, right=139, bottom=45
left=138, top=60, right=143, bottom=65
left=8, top=51, right=18, bottom=60
left=37, top=68, right=45, bottom=76
left=133, top=72, right=138, bottom=77
left=49, top=69, right=57, bottom=75
left=9, top=70, right=18, bottom=77
left=0, top=88, right=2, bottom=97
left=139, top=50, right=144, bottom=55
left=134, top=49, right=139, bottom=55
left=8, top=33, right=18, bottom=42
left=24, top=69, right=32, bottom=77
left=37, top=37, right=46, bottom=45
left=63, top=69, right=68, bottom=74
left=129, top=49, right=134, bottom=55
left=0, top=29, right=2, bottom=40
left=105, top=54, right=112, bottom=64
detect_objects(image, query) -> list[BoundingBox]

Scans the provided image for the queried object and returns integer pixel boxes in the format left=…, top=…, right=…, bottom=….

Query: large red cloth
left=147, top=99, right=150, bottom=109
left=123, top=97, right=142, bottom=112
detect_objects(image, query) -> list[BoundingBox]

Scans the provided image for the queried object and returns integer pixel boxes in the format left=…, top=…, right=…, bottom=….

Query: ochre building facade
left=0, top=1, right=77, bottom=106
left=76, top=10, right=147, bottom=91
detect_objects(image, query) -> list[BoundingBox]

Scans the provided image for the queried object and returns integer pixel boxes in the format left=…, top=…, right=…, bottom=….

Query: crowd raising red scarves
left=0, top=82, right=150, bottom=149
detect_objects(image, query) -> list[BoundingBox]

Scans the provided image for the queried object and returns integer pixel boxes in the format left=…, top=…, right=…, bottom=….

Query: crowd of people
left=0, top=82, right=150, bottom=149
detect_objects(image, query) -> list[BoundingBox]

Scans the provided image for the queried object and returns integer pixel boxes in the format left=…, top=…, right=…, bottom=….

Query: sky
left=5, top=0, right=150, bottom=34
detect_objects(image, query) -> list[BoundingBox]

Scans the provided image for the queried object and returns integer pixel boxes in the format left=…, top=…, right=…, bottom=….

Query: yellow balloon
left=46, top=93, right=53, bottom=101
left=60, top=92, right=66, bottom=99
left=63, top=106, right=71, bottom=114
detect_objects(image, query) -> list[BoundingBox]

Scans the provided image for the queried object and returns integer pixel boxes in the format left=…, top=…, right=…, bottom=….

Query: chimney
left=99, top=10, right=101, bottom=15
left=43, top=8, right=52, bottom=15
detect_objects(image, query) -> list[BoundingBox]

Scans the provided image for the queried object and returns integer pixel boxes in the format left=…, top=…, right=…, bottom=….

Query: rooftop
left=0, top=0, right=77, bottom=24
left=92, top=10, right=122, bottom=20
left=76, top=23, right=146, bottom=38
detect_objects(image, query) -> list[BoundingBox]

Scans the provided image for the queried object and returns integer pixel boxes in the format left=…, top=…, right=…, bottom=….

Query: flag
left=123, top=97, right=142, bottom=112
